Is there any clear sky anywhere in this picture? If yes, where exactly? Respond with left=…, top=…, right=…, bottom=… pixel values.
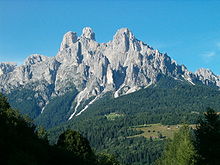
left=0, top=0, right=220, bottom=75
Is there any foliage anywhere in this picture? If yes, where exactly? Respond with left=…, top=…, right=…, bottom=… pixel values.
left=156, top=125, right=198, bottom=165
left=57, top=129, right=95, bottom=163
left=7, top=89, right=42, bottom=118
left=0, top=93, right=117, bottom=165
left=97, top=152, right=120, bottom=165
left=34, top=89, right=78, bottom=128
left=9, top=76, right=220, bottom=128
left=82, top=77, right=220, bottom=126
left=49, top=115, right=165, bottom=165
left=5, top=77, right=220, bottom=165
left=195, top=108, right=220, bottom=165
left=0, top=93, right=50, bottom=165
left=47, top=78, right=220, bottom=164
left=36, top=126, right=48, bottom=142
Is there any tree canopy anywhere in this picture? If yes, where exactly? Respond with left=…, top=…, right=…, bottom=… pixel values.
left=156, top=125, right=198, bottom=165
left=57, top=129, right=95, bottom=164
left=0, top=94, right=118, bottom=165
left=195, top=108, right=220, bottom=165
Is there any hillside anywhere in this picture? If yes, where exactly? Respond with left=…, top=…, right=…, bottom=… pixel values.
left=46, top=77, right=220, bottom=165
left=34, top=76, right=220, bottom=128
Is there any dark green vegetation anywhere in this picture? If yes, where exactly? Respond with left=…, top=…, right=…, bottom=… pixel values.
left=34, top=89, right=78, bottom=128
left=0, top=94, right=119, bottom=165
left=7, top=87, right=79, bottom=128
left=7, top=89, right=42, bottom=118
left=45, top=78, right=220, bottom=164
left=157, top=109, right=220, bottom=165
left=8, top=77, right=220, bottom=129
left=49, top=117, right=165, bottom=165
left=156, top=125, right=198, bottom=165
left=195, top=108, right=220, bottom=165
left=5, top=77, right=220, bottom=165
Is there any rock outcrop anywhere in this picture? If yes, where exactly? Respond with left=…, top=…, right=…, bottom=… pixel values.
left=195, top=68, right=220, bottom=87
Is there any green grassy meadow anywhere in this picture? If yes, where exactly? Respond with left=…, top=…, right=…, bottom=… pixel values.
left=130, top=123, right=196, bottom=139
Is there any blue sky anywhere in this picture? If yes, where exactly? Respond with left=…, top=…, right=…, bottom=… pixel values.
left=0, top=0, right=220, bottom=75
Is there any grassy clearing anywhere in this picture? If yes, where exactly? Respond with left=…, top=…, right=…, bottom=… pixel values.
left=105, top=113, right=124, bottom=120
left=129, top=123, right=196, bottom=140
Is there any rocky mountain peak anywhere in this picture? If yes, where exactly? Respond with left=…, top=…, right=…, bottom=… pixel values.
left=0, top=62, right=17, bottom=67
left=60, top=31, right=78, bottom=51
left=24, top=54, right=48, bottom=65
left=195, top=68, right=214, bottom=76
left=0, top=62, right=17, bottom=76
left=195, top=68, right=220, bottom=86
left=0, top=27, right=220, bottom=119
left=81, top=27, right=95, bottom=40
left=112, top=28, right=138, bottom=53
left=113, top=28, right=135, bottom=42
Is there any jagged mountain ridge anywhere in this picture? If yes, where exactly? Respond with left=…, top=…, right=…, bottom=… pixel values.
left=0, top=27, right=219, bottom=119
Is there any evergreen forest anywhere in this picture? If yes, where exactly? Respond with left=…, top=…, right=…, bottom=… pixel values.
left=1, top=77, right=220, bottom=165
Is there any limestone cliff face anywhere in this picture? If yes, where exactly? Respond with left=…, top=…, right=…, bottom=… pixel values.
left=0, top=27, right=219, bottom=118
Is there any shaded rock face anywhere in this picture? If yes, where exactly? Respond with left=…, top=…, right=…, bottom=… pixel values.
left=0, top=27, right=219, bottom=118
left=0, top=62, right=17, bottom=76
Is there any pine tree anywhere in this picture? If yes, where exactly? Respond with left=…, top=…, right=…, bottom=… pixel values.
left=96, top=152, right=120, bottom=165
left=195, top=108, right=220, bottom=165
left=36, top=126, right=48, bottom=142
left=156, top=125, right=198, bottom=165
left=57, top=129, right=96, bottom=163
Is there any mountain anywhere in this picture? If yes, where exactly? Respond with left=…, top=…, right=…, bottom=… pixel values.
left=0, top=27, right=220, bottom=122
left=2, top=28, right=220, bottom=165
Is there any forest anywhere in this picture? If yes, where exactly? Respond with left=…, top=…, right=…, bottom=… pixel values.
left=1, top=93, right=220, bottom=165
left=2, top=77, right=220, bottom=164
left=0, top=94, right=119, bottom=165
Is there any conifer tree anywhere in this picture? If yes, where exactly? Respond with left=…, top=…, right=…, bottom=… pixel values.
left=57, top=129, right=95, bottom=163
left=195, top=108, right=220, bottom=165
left=97, top=152, right=120, bottom=165
left=156, top=125, right=198, bottom=165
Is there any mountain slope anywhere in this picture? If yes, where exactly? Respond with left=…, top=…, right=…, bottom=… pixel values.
left=37, top=76, right=220, bottom=128
left=47, top=77, right=220, bottom=164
